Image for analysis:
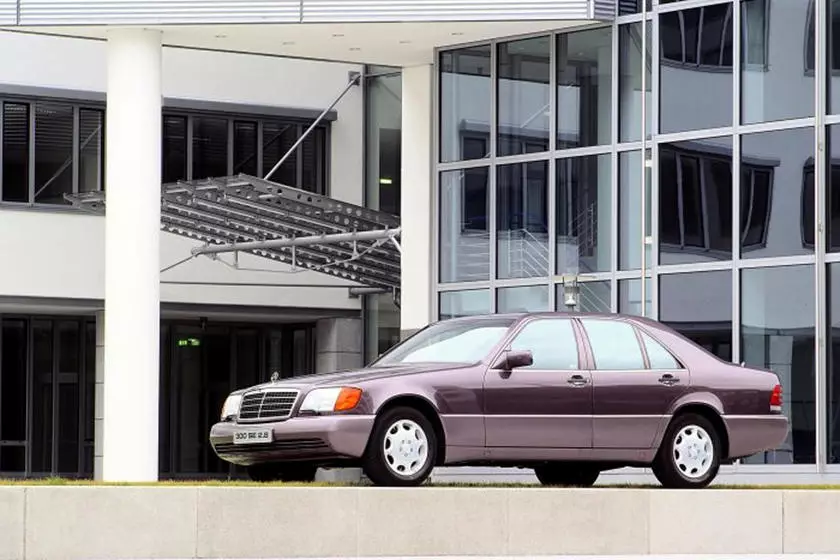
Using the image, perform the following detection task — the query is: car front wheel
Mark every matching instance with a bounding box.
[652,413,721,489]
[534,463,600,486]
[363,406,437,486]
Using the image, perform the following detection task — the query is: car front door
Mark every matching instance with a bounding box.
[578,318,689,449]
[483,317,593,449]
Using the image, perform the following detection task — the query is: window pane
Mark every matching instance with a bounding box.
[832,0,840,112]
[742,0,812,124]
[557,27,612,148]
[741,127,814,259]
[497,286,550,313]
[262,121,297,186]
[620,151,643,269]
[232,121,258,176]
[56,321,80,474]
[581,319,645,370]
[619,22,651,142]
[32,320,53,473]
[510,319,579,370]
[741,265,814,464]
[439,289,491,320]
[301,126,326,194]
[365,69,402,215]
[162,116,187,183]
[828,125,840,251]
[78,109,103,193]
[0,446,24,473]
[1,319,27,442]
[659,138,733,265]
[34,102,74,205]
[660,270,732,362]
[660,4,733,134]
[2,103,29,202]
[619,0,650,16]
[497,36,551,156]
[440,45,491,163]
[557,154,612,274]
[619,278,653,318]
[641,331,681,369]
[364,293,400,363]
[192,116,228,180]
[497,161,549,279]
[556,281,612,313]
[829,263,840,462]
[440,168,489,283]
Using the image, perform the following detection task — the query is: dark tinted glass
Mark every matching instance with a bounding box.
[233,120,258,175]
[1,319,27,442]
[557,154,612,274]
[660,4,733,133]
[660,270,732,362]
[828,263,840,463]
[301,126,326,194]
[162,116,187,183]
[619,151,642,270]
[741,127,814,259]
[34,102,74,204]
[56,321,80,474]
[497,36,551,156]
[557,27,612,148]
[497,161,549,279]
[78,109,104,193]
[741,265,814,464]
[659,137,733,264]
[31,320,52,473]
[2,103,29,202]
[192,116,228,180]
[618,0,650,15]
[262,120,297,186]
[440,46,492,163]
[440,168,490,283]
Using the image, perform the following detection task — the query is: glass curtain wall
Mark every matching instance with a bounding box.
[435,0,840,469]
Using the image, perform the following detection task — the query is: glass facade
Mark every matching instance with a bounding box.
[434,0,840,468]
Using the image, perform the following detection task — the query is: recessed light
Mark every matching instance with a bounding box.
[332,33,345,37]
[282,41,295,45]
[349,47,361,51]
[452,32,464,36]
[399,40,411,44]
[215,34,227,39]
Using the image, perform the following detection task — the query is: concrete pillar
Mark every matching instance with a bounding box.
[400,64,434,339]
[315,317,363,373]
[102,28,162,482]
[94,310,105,480]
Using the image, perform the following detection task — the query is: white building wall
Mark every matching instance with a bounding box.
[0,31,365,311]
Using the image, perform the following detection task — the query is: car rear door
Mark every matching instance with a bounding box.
[483,317,593,449]
[578,318,689,449]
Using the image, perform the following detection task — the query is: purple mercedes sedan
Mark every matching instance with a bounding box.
[209,312,788,488]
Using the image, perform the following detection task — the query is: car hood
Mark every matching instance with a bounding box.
[235,362,456,394]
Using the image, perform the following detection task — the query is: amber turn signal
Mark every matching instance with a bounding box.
[334,387,363,411]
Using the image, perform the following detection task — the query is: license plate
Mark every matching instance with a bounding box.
[232,428,273,445]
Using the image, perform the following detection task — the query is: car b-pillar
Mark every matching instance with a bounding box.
[101,28,162,482]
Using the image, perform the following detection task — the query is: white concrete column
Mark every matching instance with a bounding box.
[400,64,434,338]
[102,28,162,482]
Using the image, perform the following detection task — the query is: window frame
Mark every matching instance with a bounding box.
[491,315,584,371]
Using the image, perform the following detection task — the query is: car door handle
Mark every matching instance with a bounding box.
[567,374,590,387]
[658,373,680,386]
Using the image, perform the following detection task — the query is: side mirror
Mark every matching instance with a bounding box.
[493,349,533,371]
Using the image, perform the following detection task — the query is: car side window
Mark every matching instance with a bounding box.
[509,318,579,370]
[640,331,681,369]
[580,319,645,370]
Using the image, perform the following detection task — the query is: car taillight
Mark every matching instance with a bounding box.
[770,384,783,411]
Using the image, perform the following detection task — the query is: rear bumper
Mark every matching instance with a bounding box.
[724,414,790,459]
[209,415,376,466]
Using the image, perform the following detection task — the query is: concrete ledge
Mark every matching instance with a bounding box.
[3,486,840,558]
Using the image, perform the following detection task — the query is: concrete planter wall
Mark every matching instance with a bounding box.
[1,486,840,559]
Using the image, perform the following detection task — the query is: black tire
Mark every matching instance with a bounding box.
[362,406,437,487]
[247,463,318,483]
[652,413,721,489]
[533,463,600,486]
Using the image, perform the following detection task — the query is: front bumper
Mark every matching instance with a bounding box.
[209,414,376,466]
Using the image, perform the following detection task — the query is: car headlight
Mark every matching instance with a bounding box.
[220,394,242,421]
[299,387,362,414]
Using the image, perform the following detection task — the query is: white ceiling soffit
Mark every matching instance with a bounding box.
[7,20,599,66]
[13,0,611,25]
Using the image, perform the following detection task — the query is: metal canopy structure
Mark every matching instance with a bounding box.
[66,174,402,291]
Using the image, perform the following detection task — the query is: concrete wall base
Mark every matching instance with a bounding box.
[2,486,840,559]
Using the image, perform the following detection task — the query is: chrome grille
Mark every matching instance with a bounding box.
[237,389,299,422]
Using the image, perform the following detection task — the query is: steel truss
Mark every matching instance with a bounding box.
[65,174,402,291]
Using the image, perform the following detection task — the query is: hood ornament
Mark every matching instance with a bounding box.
[270,371,280,382]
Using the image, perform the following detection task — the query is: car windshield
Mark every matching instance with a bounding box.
[372,318,515,366]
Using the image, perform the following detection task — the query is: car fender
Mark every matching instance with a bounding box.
[651,391,726,450]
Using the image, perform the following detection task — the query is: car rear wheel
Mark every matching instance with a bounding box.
[246,463,318,483]
[533,463,600,486]
[652,413,721,489]
[363,406,437,487]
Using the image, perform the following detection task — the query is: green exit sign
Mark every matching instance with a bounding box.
[177,337,201,347]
